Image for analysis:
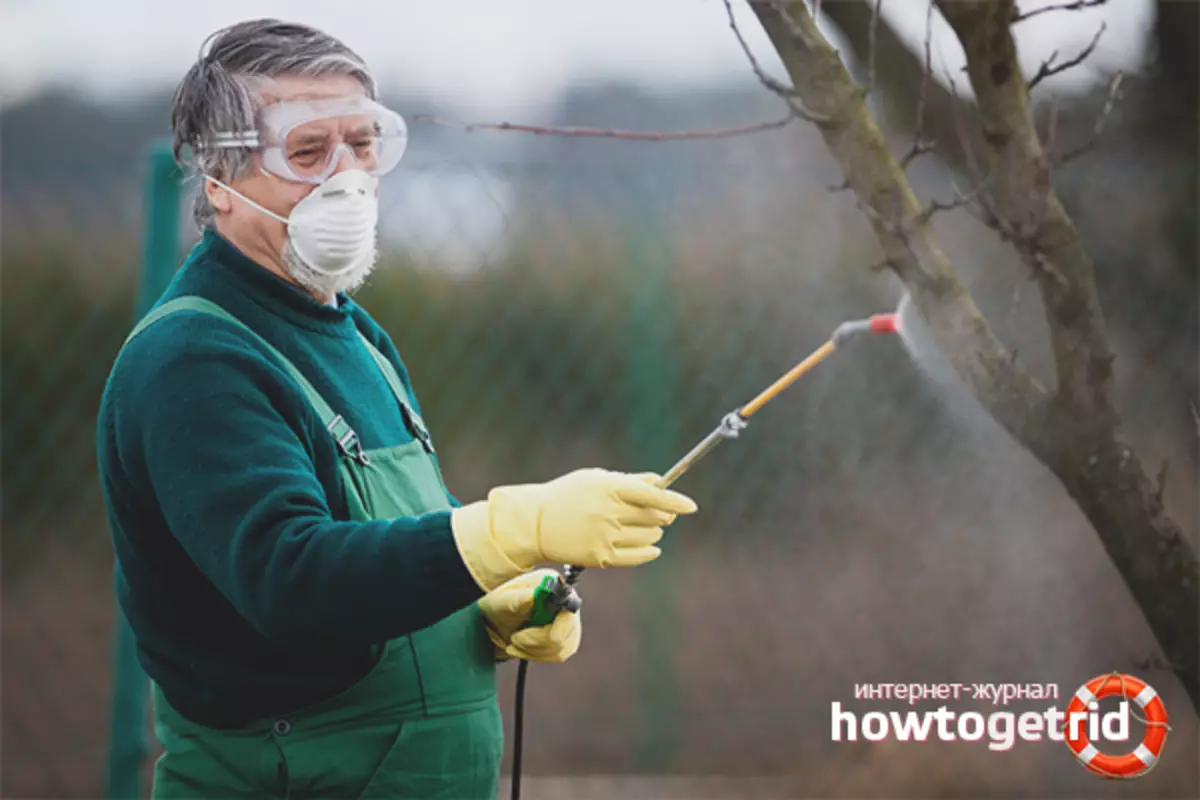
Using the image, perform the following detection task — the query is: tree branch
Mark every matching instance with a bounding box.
[1154,459,1169,505]
[899,0,938,169]
[914,173,994,227]
[867,0,884,96]
[749,0,1051,447]
[1027,22,1107,91]
[410,114,799,141]
[1055,72,1125,166]
[819,0,984,176]
[935,0,1198,713]
[721,0,830,123]
[936,0,1108,416]
[1011,0,1107,24]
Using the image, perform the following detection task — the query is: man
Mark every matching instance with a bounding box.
[97,19,697,799]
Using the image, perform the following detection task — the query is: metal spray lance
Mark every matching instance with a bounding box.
[526,311,902,624]
[510,311,903,800]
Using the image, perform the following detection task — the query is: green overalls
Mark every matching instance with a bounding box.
[122,296,503,799]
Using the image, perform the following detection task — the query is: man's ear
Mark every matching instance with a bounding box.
[205,178,233,214]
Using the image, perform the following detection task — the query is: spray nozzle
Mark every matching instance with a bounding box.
[868,313,900,334]
[832,313,901,345]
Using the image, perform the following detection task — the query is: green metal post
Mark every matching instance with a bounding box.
[135,144,186,314]
[625,207,681,771]
[105,141,183,800]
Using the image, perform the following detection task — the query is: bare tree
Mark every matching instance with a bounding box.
[743,0,1197,712]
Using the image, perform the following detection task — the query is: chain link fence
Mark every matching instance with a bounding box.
[3,138,1196,798]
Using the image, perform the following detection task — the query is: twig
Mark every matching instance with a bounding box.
[943,67,1010,236]
[1190,403,1200,439]
[1030,252,1071,289]
[410,114,798,141]
[1154,459,1169,505]
[856,194,917,243]
[900,140,936,169]
[900,0,937,169]
[867,0,884,95]
[1012,0,1107,24]
[724,0,795,98]
[1044,96,1061,158]
[914,173,993,227]
[943,70,984,192]
[773,0,817,47]
[1009,285,1023,325]
[829,177,852,193]
[856,198,892,230]
[1028,23,1106,91]
[1056,72,1125,166]
[722,0,830,123]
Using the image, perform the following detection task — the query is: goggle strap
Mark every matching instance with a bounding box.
[202,131,261,150]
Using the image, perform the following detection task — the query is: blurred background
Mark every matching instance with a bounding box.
[1,0,1196,797]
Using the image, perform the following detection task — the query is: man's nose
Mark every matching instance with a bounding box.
[328,143,359,176]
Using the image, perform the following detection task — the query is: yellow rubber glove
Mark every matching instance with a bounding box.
[477,569,582,663]
[451,468,697,591]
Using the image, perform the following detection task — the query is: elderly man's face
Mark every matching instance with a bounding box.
[205,73,369,271]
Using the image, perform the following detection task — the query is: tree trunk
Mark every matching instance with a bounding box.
[749,0,1199,712]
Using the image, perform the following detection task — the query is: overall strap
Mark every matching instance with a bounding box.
[123,296,370,465]
[355,334,434,453]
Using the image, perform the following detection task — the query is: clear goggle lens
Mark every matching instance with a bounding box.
[205,97,408,184]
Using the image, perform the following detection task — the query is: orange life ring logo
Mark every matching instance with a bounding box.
[1063,673,1170,779]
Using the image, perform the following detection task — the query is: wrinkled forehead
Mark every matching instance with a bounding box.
[256,74,369,106]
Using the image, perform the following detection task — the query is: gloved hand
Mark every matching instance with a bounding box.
[451,468,697,591]
[478,569,581,663]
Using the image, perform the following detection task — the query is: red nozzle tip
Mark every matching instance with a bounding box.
[869,313,900,334]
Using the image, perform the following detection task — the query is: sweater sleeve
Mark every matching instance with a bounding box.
[114,320,484,645]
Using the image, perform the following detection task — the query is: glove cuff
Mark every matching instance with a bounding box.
[481,483,546,568]
[450,501,528,592]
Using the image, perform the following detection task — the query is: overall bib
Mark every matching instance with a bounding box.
[122,296,503,799]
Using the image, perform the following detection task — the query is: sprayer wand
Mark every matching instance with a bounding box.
[526,312,901,624]
[510,311,902,800]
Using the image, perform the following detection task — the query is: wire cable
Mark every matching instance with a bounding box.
[511,659,530,800]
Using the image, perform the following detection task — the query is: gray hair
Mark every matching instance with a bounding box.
[171,19,377,229]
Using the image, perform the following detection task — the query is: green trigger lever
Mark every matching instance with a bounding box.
[528,573,582,628]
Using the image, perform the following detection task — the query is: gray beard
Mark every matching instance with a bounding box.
[282,234,379,299]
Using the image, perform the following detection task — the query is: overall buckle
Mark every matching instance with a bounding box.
[327,414,370,465]
[400,404,435,454]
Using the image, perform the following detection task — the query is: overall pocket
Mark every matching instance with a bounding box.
[353,704,504,800]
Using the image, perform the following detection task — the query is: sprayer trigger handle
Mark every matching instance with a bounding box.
[528,574,581,628]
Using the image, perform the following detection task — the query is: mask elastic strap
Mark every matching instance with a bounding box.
[203,175,290,225]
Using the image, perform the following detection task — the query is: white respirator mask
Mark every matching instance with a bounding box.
[205,170,380,297]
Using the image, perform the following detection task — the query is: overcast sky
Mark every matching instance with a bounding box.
[0,0,1152,113]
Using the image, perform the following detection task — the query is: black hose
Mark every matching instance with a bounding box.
[512,659,530,800]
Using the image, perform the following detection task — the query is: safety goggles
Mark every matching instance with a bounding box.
[204,96,408,184]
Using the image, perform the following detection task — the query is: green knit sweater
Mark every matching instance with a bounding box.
[97,229,483,727]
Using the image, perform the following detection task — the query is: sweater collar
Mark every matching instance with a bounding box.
[199,228,359,337]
